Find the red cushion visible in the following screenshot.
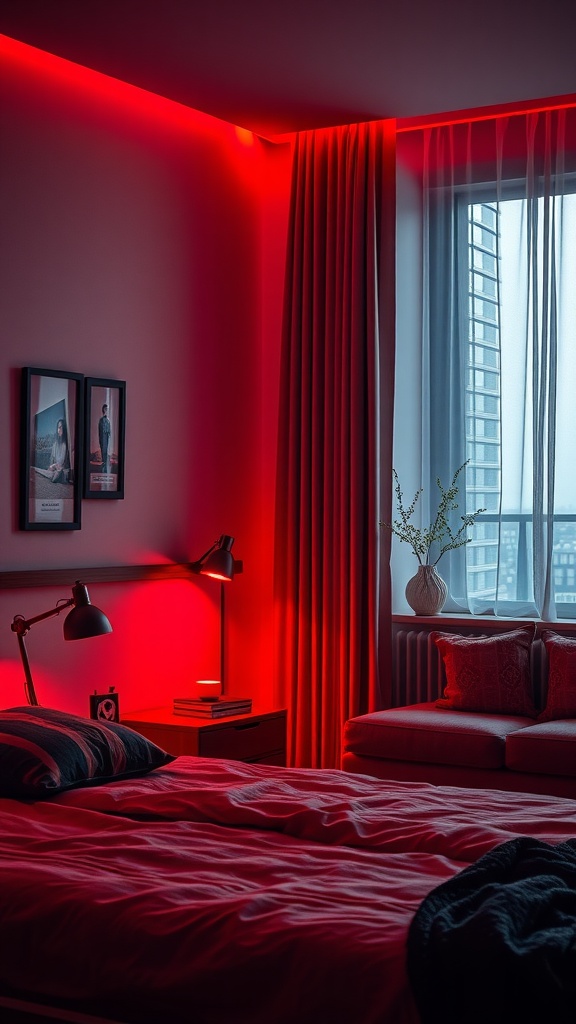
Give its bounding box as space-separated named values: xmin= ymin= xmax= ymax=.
xmin=432 ymin=625 xmax=536 ymax=716
xmin=343 ymin=703 xmax=532 ymax=770
xmin=538 ymin=631 xmax=576 ymax=722
xmin=506 ymin=718 xmax=576 ymax=777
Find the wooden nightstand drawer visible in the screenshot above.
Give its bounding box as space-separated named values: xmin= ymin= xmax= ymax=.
xmin=122 ymin=708 xmax=287 ymax=766
xmin=198 ymin=715 xmax=285 ymax=762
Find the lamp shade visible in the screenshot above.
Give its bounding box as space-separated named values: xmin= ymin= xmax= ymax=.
xmin=63 ymin=582 xmax=113 ymax=641
xmin=200 ymin=535 xmax=235 ymax=581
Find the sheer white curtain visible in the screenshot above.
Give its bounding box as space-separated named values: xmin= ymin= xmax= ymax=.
xmin=400 ymin=106 xmax=576 ymax=619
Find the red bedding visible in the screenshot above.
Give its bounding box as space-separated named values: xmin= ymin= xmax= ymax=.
xmin=3 ymin=756 xmax=576 ymax=1024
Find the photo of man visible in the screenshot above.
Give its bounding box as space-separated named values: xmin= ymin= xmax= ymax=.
xmin=85 ymin=378 xmax=125 ymax=499
xmin=98 ymin=403 xmax=111 ymax=471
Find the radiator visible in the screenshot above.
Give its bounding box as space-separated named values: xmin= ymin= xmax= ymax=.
xmin=392 ymin=629 xmax=443 ymax=705
xmin=391 ymin=623 xmax=550 ymax=708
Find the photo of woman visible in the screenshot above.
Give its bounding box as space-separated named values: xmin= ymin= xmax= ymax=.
xmin=48 ymin=418 xmax=71 ymax=483
xmin=20 ymin=367 xmax=83 ymax=530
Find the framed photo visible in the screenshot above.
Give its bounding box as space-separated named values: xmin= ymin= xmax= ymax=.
xmin=19 ymin=367 xmax=83 ymax=530
xmin=89 ymin=690 xmax=120 ymax=722
xmin=83 ymin=377 xmax=126 ymax=499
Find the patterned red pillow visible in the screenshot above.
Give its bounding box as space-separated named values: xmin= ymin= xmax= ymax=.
xmin=539 ymin=631 xmax=576 ymax=722
xmin=432 ymin=625 xmax=537 ymax=716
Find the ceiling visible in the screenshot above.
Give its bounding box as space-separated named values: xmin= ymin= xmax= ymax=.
xmin=1 ymin=0 xmax=575 ymax=137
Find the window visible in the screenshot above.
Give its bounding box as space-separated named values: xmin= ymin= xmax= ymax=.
xmin=460 ymin=192 xmax=576 ymax=617
xmin=394 ymin=108 xmax=576 ymax=619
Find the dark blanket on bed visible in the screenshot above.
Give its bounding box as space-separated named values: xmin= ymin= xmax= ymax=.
xmin=407 ymin=836 xmax=576 ymax=1024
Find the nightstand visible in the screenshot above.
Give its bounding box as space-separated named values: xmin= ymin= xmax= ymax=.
xmin=122 ymin=706 xmax=287 ymax=766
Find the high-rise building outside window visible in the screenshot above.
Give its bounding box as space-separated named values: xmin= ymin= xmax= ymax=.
xmin=464 ymin=196 xmax=576 ymax=614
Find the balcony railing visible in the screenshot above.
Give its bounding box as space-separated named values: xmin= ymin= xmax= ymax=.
xmin=464 ymin=512 xmax=576 ymax=616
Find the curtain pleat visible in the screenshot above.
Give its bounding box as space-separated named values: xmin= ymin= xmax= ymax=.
xmin=274 ymin=120 xmax=396 ymax=768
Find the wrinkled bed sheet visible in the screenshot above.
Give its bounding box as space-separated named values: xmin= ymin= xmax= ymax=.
xmin=3 ymin=756 xmax=576 ymax=1024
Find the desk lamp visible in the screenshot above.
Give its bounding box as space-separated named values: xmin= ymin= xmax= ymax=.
xmin=11 ymin=581 xmax=113 ymax=706
xmin=191 ymin=535 xmax=243 ymax=694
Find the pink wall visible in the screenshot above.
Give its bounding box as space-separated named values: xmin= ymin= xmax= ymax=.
xmin=0 ymin=36 xmax=291 ymax=716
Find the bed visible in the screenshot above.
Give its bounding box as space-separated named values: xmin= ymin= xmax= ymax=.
xmin=2 ymin=707 xmax=576 ymax=1024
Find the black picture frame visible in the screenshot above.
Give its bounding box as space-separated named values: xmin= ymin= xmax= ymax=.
xmin=83 ymin=377 xmax=126 ymax=499
xmin=89 ymin=690 xmax=120 ymax=722
xmin=19 ymin=367 xmax=83 ymax=531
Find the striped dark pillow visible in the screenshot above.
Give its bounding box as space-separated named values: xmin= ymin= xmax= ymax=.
xmin=0 ymin=706 xmax=175 ymax=798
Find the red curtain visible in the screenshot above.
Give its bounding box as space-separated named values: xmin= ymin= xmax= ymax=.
xmin=274 ymin=120 xmax=396 ymax=768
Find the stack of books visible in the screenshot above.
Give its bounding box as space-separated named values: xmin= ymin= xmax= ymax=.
xmin=173 ymin=696 xmax=253 ymax=718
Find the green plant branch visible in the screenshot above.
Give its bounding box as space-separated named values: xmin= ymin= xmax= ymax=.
xmin=381 ymin=461 xmax=486 ymax=566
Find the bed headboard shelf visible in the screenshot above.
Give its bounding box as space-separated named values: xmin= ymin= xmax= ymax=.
xmin=0 ymin=564 xmax=197 ymax=589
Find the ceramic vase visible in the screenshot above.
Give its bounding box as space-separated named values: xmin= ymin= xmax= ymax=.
xmin=405 ymin=564 xmax=447 ymax=615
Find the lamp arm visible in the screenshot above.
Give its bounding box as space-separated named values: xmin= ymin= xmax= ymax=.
xmin=16 ymin=632 xmax=39 ymax=707
xmin=10 ymin=598 xmax=75 ymax=708
xmin=190 ymin=541 xmax=219 ymax=575
xmin=220 ymin=582 xmax=226 ymax=693
xmin=11 ymin=598 xmax=74 ymax=637
xmin=11 ymin=599 xmax=74 ymax=708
